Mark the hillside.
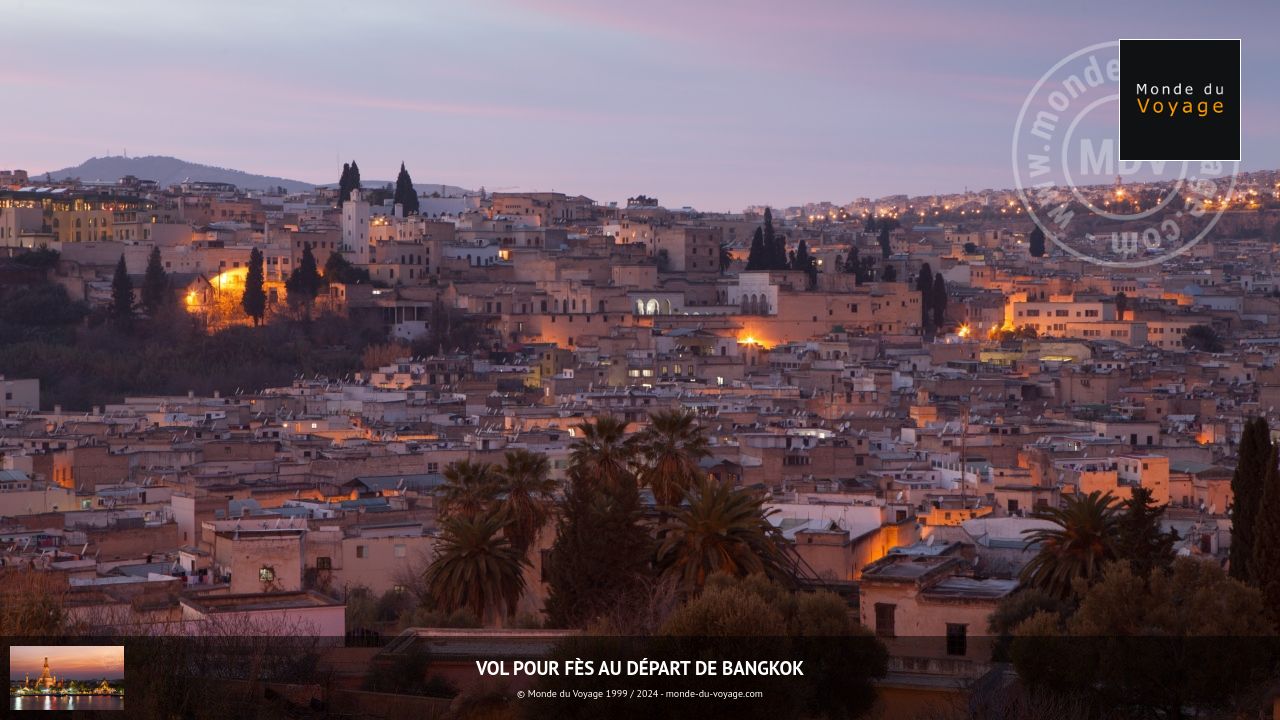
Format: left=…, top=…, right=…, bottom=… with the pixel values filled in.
left=42, top=155, right=473, bottom=196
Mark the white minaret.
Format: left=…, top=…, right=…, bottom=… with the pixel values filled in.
left=341, top=188, right=372, bottom=265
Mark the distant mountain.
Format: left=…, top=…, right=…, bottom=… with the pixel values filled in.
left=42, top=155, right=473, bottom=197
left=43, top=155, right=316, bottom=193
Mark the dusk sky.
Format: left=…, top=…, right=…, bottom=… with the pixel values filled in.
left=9, top=646, right=124, bottom=681
left=4, top=0, right=1277, bottom=210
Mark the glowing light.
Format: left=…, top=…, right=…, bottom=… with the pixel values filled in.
left=957, top=324, right=972, bottom=338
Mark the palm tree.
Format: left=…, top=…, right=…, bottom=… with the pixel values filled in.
left=495, top=448, right=557, bottom=554
left=1020, top=491, right=1121, bottom=599
left=636, top=409, right=710, bottom=507
left=656, top=478, right=789, bottom=593
left=438, top=460, right=499, bottom=519
left=425, top=510, right=528, bottom=622
left=568, top=416, right=637, bottom=496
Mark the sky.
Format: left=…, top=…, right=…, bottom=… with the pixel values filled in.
left=9, top=645, right=125, bottom=681
left=3, top=0, right=1277, bottom=210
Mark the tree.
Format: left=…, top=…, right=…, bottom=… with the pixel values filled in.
left=438, top=460, right=500, bottom=520
left=285, top=242, right=323, bottom=306
left=653, top=574, right=888, bottom=720
left=424, top=510, right=528, bottom=622
left=339, top=160, right=362, bottom=203
left=963, top=241, right=978, bottom=254
left=878, top=225, right=891, bottom=259
left=1114, top=291, right=1128, bottom=318
left=1252, top=443, right=1280, bottom=617
left=1183, top=324, right=1224, bottom=352
left=718, top=243, right=733, bottom=273
left=915, top=263, right=933, bottom=293
left=109, top=254, right=133, bottom=322
left=338, top=163, right=351, bottom=203
left=745, top=227, right=766, bottom=271
left=567, top=416, right=636, bottom=496
left=12, top=245, right=59, bottom=269
left=1011, top=560, right=1275, bottom=719
left=881, top=263, right=897, bottom=282
left=1029, top=225, right=1046, bottom=257
left=241, top=247, right=266, bottom=326
left=323, top=250, right=371, bottom=285
left=1114, top=486, right=1177, bottom=578
left=1230, top=416, right=1271, bottom=582
left=544, top=471, right=653, bottom=629
left=393, top=162, right=420, bottom=215
left=916, top=263, right=934, bottom=330
left=762, top=207, right=785, bottom=270
left=141, top=246, right=169, bottom=314
left=1020, top=491, right=1120, bottom=599
left=790, top=239, right=817, bottom=288
left=495, top=449, right=556, bottom=555
left=635, top=409, right=709, bottom=508
left=931, top=273, right=948, bottom=328
left=656, top=478, right=790, bottom=594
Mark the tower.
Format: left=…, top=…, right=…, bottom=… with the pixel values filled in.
left=36, top=656, right=56, bottom=690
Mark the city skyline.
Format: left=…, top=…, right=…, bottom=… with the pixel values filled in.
left=5, top=0, right=1278, bottom=210
left=8, top=646, right=125, bottom=682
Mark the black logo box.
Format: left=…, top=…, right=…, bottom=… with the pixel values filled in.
left=1119, top=39, right=1241, bottom=162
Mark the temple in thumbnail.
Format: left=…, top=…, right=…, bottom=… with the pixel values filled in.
left=23, top=657, right=59, bottom=692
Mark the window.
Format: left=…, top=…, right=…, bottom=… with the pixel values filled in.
left=356, top=545, right=366, bottom=559
left=946, top=623, right=968, bottom=656
left=874, top=603, right=896, bottom=638
left=259, top=566, right=276, bottom=583
left=316, top=556, right=332, bottom=570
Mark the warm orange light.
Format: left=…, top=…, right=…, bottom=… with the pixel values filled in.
left=957, top=324, right=972, bottom=338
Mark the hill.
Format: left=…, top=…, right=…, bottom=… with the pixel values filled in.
left=43, top=156, right=473, bottom=196
left=43, top=155, right=315, bottom=192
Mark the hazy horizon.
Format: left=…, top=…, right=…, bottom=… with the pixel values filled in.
left=9, top=646, right=125, bottom=682
left=5, top=0, right=1278, bottom=211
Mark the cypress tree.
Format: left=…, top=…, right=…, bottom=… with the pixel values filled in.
left=242, top=247, right=266, bottom=326
left=109, top=254, right=133, bottom=322
left=774, top=235, right=790, bottom=270
left=1231, top=417, right=1273, bottom=582
left=932, top=274, right=948, bottom=327
left=544, top=476, right=653, bottom=628
left=393, top=162, right=420, bottom=215
left=916, top=263, right=933, bottom=293
left=1254, top=443, right=1280, bottom=617
left=338, top=162, right=352, bottom=203
left=917, top=263, right=934, bottom=330
left=1029, top=226, right=1046, bottom=257
left=763, top=208, right=784, bottom=270
left=746, top=227, right=765, bottom=271
left=791, top=239, right=809, bottom=271
left=882, top=263, right=898, bottom=282
left=285, top=242, right=323, bottom=306
left=349, top=160, right=361, bottom=195
left=878, top=225, right=891, bottom=259
left=141, top=245, right=169, bottom=314
left=1116, top=486, right=1177, bottom=578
